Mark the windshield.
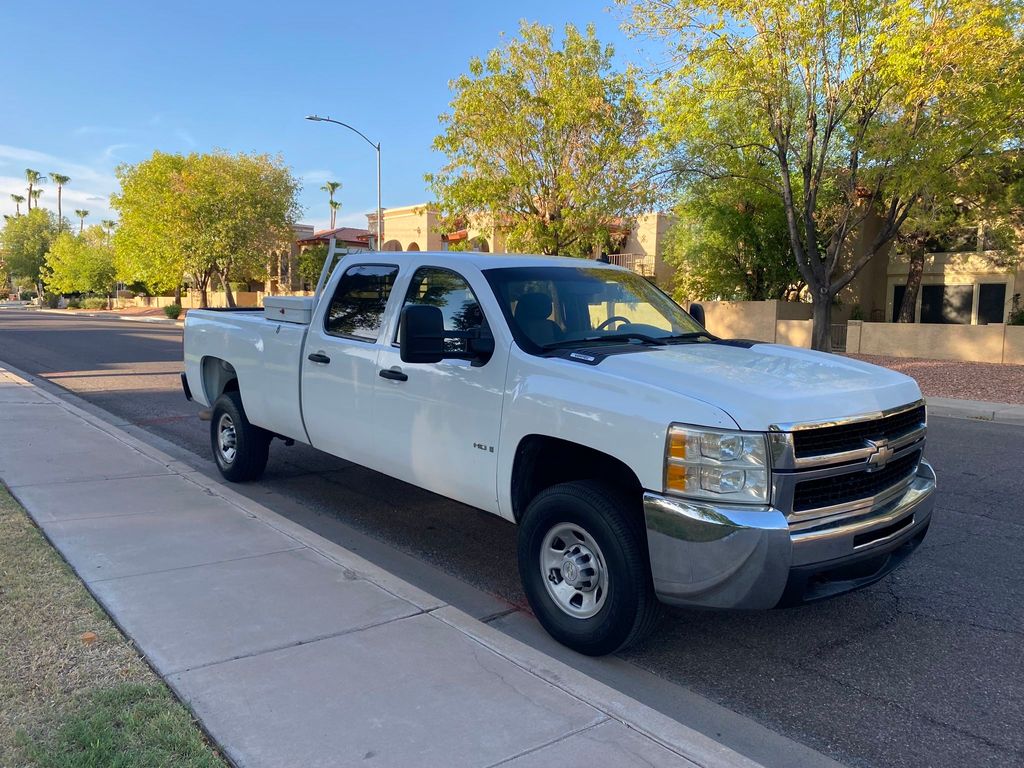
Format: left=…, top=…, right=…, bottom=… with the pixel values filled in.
left=483, top=266, right=706, bottom=351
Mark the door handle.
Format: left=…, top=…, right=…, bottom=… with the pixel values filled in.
left=307, top=352, right=331, bottom=364
left=378, top=368, right=408, bottom=382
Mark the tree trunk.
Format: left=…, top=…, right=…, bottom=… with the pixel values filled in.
left=220, top=271, right=235, bottom=308
left=57, top=187, right=62, bottom=232
left=811, top=290, right=833, bottom=353
left=174, top=284, right=182, bottom=304
left=897, top=246, right=925, bottom=323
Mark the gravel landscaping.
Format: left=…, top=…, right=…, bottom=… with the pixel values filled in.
left=849, top=354, right=1024, bottom=404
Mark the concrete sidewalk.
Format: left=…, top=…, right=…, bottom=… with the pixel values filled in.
left=0, top=364, right=760, bottom=768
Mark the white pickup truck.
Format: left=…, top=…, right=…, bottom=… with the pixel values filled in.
left=182, top=251, right=936, bottom=655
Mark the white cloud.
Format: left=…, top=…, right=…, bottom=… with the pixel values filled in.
left=0, top=145, right=118, bottom=221
left=73, top=125, right=130, bottom=137
left=300, top=169, right=337, bottom=185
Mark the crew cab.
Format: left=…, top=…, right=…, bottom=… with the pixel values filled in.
left=182, top=251, right=936, bottom=655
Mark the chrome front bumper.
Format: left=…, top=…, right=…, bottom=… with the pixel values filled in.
left=643, top=459, right=936, bottom=609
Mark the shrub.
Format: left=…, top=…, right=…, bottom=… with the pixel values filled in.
left=82, top=297, right=108, bottom=310
left=43, top=292, right=61, bottom=309
left=66, top=297, right=82, bottom=309
left=1009, top=294, right=1024, bottom=326
left=164, top=303, right=182, bottom=320
left=19, top=291, right=36, bottom=301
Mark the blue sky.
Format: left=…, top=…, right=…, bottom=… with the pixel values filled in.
left=1, top=1, right=654, bottom=230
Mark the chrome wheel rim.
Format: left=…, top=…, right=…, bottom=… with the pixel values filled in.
left=217, top=413, right=237, bottom=464
left=539, top=522, right=609, bottom=619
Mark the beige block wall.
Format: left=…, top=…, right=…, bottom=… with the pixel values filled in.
left=855, top=321, right=1006, bottom=363
left=698, top=300, right=778, bottom=342
left=1003, top=325, right=1024, bottom=365
left=775, top=319, right=813, bottom=348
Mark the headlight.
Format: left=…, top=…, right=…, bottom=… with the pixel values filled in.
left=664, top=425, right=769, bottom=504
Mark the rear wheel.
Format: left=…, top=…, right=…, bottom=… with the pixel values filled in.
left=517, top=480, right=660, bottom=656
left=210, top=391, right=270, bottom=482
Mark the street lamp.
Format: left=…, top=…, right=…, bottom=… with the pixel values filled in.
left=305, top=115, right=382, bottom=251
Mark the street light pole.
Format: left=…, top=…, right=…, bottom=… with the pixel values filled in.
left=305, top=115, right=382, bottom=250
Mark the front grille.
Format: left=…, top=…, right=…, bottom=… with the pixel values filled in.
left=792, top=450, right=921, bottom=513
left=793, top=405, right=925, bottom=458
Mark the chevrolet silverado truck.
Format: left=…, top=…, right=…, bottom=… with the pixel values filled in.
left=182, top=251, right=936, bottom=655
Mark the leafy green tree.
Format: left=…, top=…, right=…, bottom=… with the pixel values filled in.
left=895, top=154, right=1024, bottom=321
left=74, top=209, right=89, bottom=233
left=623, top=0, right=1024, bottom=350
left=10, top=194, right=25, bottom=216
left=429, top=21, right=652, bottom=256
left=666, top=176, right=799, bottom=302
left=43, top=226, right=116, bottom=296
left=321, top=181, right=342, bottom=228
left=112, top=152, right=188, bottom=300
left=24, top=169, right=44, bottom=212
left=112, top=151, right=301, bottom=307
left=0, top=208, right=58, bottom=297
left=49, top=172, right=71, bottom=231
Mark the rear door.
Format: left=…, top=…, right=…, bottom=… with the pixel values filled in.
left=301, top=262, right=401, bottom=467
left=373, top=265, right=508, bottom=513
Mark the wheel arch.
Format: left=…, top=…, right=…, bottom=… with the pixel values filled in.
left=201, top=356, right=240, bottom=404
left=509, top=434, right=643, bottom=523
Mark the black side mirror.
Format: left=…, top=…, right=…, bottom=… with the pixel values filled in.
left=400, top=304, right=445, bottom=364
left=688, top=302, right=706, bottom=328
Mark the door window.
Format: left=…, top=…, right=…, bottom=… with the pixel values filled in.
left=399, top=267, right=487, bottom=353
left=324, top=264, right=399, bottom=340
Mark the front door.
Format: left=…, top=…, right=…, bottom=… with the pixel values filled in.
left=374, top=265, right=508, bottom=513
left=301, top=262, right=401, bottom=468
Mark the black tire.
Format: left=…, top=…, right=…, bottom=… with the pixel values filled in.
left=517, top=480, right=660, bottom=656
left=210, top=390, right=271, bottom=482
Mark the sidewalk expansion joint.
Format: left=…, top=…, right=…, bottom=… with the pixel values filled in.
left=8, top=471, right=177, bottom=491
left=480, top=607, right=520, bottom=624
left=481, top=719, right=613, bottom=768
left=88, top=545, right=307, bottom=584
left=165, top=610, right=427, bottom=677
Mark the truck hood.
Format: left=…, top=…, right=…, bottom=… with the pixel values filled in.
left=595, top=342, right=921, bottom=431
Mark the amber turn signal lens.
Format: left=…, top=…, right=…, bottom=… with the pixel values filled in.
left=665, top=462, right=690, bottom=492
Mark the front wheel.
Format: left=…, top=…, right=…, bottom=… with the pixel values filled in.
left=517, top=481, right=660, bottom=656
left=210, top=391, right=270, bottom=482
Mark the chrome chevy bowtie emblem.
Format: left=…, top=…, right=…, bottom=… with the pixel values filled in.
left=865, top=438, right=894, bottom=471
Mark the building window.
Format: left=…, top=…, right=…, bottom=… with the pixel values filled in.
left=977, top=283, right=1007, bottom=325
left=921, top=284, right=973, bottom=324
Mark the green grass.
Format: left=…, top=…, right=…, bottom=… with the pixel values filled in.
left=0, top=485, right=226, bottom=767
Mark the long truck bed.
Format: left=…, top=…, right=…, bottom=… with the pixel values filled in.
left=183, top=308, right=311, bottom=442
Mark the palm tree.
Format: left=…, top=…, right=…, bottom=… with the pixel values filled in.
left=24, top=169, right=44, bottom=211
left=75, top=209, right=89, bottom=233
left=101, top=219, right=116, bottom=242
left=30, top=189, right=43, bottom=210
left=50, top=172, right=70, bottom=231
left=321, top=181, right=342, bottom=229
left=10, top=194, right=25, bottom=216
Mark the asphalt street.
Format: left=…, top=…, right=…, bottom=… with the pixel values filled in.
left=1, top=308, right=1021, bottom=768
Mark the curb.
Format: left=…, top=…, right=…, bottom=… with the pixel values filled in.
left=34, top=307, right=184, bottom=327
left=0, top=360, right=763, bottom=768
left=925, top=396, right=1024, bottom=426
